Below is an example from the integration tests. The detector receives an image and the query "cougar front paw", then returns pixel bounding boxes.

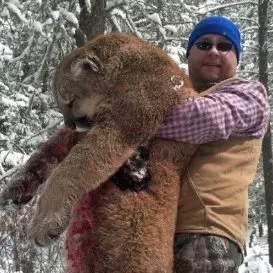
[30,202,71,246]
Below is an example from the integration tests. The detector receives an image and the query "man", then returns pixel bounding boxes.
[157,16,270,272]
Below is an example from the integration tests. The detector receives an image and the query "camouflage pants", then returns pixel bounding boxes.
[174,234,243,273]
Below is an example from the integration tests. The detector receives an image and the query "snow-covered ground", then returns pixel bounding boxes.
[239,245,273,273]
[239,227,273,273]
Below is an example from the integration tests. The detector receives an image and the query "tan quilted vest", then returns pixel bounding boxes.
[175,78,263,250]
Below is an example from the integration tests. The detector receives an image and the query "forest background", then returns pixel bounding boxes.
[0,0,272,272]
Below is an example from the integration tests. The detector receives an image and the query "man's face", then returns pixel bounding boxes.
[188,34,238,92]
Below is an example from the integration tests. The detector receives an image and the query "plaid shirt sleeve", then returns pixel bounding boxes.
[157,80,270,144]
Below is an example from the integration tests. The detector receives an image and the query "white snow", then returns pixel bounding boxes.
[0,81,9,91]
[33,21,44,35]
[43,18,53,26]
[166,45,186,65]
[0,7,10,18]
[14,93,29,102]
[84,0,91,10]
[0,96,17,107]
[0,150,29,167]
[158,25,166,39]
[239,245,273,273]
[10,35,34,63]
[7,2,28,23]
[60,8,79,27]
[8,0,23,9]
[147,13,162,25]
[111,8,127,20]
[239,226,273,272]
[35,0,42,5]
[0,43,13,60]
[164,24,178,34]
[0,133,8,141]
[51,10,60,21]
[106,0,126,11]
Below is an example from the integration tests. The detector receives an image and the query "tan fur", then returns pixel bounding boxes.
[30,33,197,272]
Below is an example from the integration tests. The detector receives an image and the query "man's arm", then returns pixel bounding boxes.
[157,80,270,144]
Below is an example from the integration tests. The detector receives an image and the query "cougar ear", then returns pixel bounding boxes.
[71,55,103,76]
[104,56,123,81]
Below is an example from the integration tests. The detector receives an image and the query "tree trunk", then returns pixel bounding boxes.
[258,223,264,237]
[75,0,106,47]
[259,0,273,266]
[12,233,21,272]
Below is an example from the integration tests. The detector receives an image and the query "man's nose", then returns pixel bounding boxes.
[208,45,220,57]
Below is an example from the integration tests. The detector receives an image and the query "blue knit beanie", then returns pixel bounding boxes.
[186,16,241,62]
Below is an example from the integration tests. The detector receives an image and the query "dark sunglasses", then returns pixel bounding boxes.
[195,41,233,52]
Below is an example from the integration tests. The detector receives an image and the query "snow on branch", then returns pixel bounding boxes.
[197,1,257,15]
[109,8,142,38]
[0,81,9,91]
[0,150,29,169]
[0,43,13,61]
[22,35,56,85]
[8,0,23,9]
[0,165,18,182]
[109,11,123,32]
[51,10,60,21]
[33,20,45,35]
[106,0,128,11]
[124,11,142,38]
[34,36,55,83]
[230,17,258,26]
[164,25,178,34]
[241,26,259,33]
[1,7,10,18]
[84,0,91,10]
[111,8,127,20]
[7,2,28,23]
[147,13,162,26]
[146,12,167,39]
[1,95,18,107]
[59,8,79,27]
[10,35,34,63]
[19,119,63,147]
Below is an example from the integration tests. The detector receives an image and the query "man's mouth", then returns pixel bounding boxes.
[203,63,221,68]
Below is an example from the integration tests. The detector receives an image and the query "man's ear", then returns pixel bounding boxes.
[71,55,103,76]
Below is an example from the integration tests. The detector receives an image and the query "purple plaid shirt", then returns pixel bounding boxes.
[157,79,270,144]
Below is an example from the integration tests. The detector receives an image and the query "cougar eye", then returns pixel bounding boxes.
[48,232,59,241]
